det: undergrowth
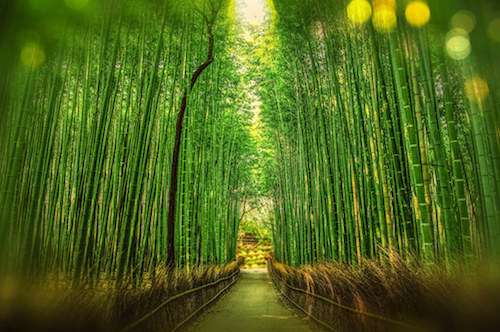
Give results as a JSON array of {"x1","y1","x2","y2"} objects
[
  {"x1": 270, "y1": 256, "x2": 500, "y2": 332},
  {"x1": 0, "y1": 261, "x2": 240, "y2": 332}
]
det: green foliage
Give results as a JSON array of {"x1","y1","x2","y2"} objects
[
  {"x1": 240, "y1": 220, "x2": 272, "y2": 243},
  {"x1": 1, "y1": 0, "x2": 499, "y2": 287},
  {"x1": 263, "y1": 0, "x2": 500, "y2": 266},
  {"x1": 0, "y1": 0, "x2": 253, "y2": 284}
]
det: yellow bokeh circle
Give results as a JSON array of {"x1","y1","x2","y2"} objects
[
  {"x1": 465, "y1": 77, "x2": 489, "y2": 104},
  {"x1": 445, "y1": 30, "x2": 471, "y2": 60},
  {"x1": 347, "y1": 0, "x2": 372, "y2": 26},
  {"x1": 488, "y1": 18, "x2": 500, "y2": 43},
  {"x1": 451, "y1": 10, "x2": 476, "y2": 34},
  {"x1": 373, "y1": 0, "x2": 396, "y2": 9},
  {"x1": 65, "y1": 0, "x2": 89, "y2": 10},
  {"x1": 373, "y1": 5, "x2": 397, "y2": 32},
  {"x1": 405, "y1": 1, "x2": 431, "y2": 28},
  {"x1": 20, "y1": 42, "x2": 46, "y2": 69}
]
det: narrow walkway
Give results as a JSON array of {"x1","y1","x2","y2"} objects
[{"x1": 186, "y1": 269, "x2": 313, "y2": 332}]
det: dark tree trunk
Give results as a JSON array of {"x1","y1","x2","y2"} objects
[{"x1": 166, "y1": 22, "x2": 215, "y2": 268}]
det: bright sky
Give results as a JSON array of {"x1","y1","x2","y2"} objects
[
  {"x1": 233, "y1": 0, "x2": 270, "y2": 135},
  {"x1": 236, "y1": 0, "x2": 267, "y2": 26}
]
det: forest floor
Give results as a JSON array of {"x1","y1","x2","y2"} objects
[{"x1": 185, "y1": 269, "x2": 314, "y2": 332}]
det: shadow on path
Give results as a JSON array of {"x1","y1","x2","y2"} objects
[{"x1": 185, "y1": 269, "x2": 313, "y2": 332}]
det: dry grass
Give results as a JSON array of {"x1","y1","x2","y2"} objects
[
  {"x1": 269, "y1": 255, "x2": 500, "y2": 332},
  {"x1": 0, "y1": 261, "x2": 240, "y2": 332}
]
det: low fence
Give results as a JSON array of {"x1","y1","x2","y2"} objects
[
  {"x1": 121, "y1": 268, "x2": 240, "y2": 332},
  {"x1": 268, "y1": 260, "x2": 417, "y2": 332}
]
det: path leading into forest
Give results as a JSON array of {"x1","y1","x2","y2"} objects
[{"x1": 186, "y1": 269, "x2": 314, "y2": 332}]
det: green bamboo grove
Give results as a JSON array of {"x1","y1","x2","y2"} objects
[
  {"x1": 0, "y1": 0, "x2": 253, "y2": 284},
  {"x1": 263, "y1": 0, "x2": 500, "y2": 266},
  {"x1": 0, "y1": 0, "x2": 499, "y2": 288}
]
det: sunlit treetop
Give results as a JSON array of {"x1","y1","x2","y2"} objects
[
  {"x1": 347, "y1": 0, "x2": 372, "y2": 26},
  {"x1": 237, "y1": 0, "x2": 267, "y2": 25},
  {"x1": 405, "y1": 1, "x2": 430, "y2": 28},
  {"x1": 465, "y1": 76, "x2": 490, "y2": 104}
]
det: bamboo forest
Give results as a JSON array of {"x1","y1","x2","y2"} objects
[{"x1": 0, "y1": 0, "x2": 500, "y2": 331}]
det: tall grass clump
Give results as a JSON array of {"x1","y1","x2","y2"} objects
[
  {"x1": 0, "y1": 261, "x2": 240, "y2": 332},
  {"x1": 270, "y1": 256, "x2": 500, "y2": 331}
]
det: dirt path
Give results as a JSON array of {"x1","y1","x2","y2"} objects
[{"x1": 185, "y1": 269, "x2": 313, "y2": 332}]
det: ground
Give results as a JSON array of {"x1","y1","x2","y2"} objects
[{"x1": 185, "y1": 269, "x2": 314, "y2": 332}]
